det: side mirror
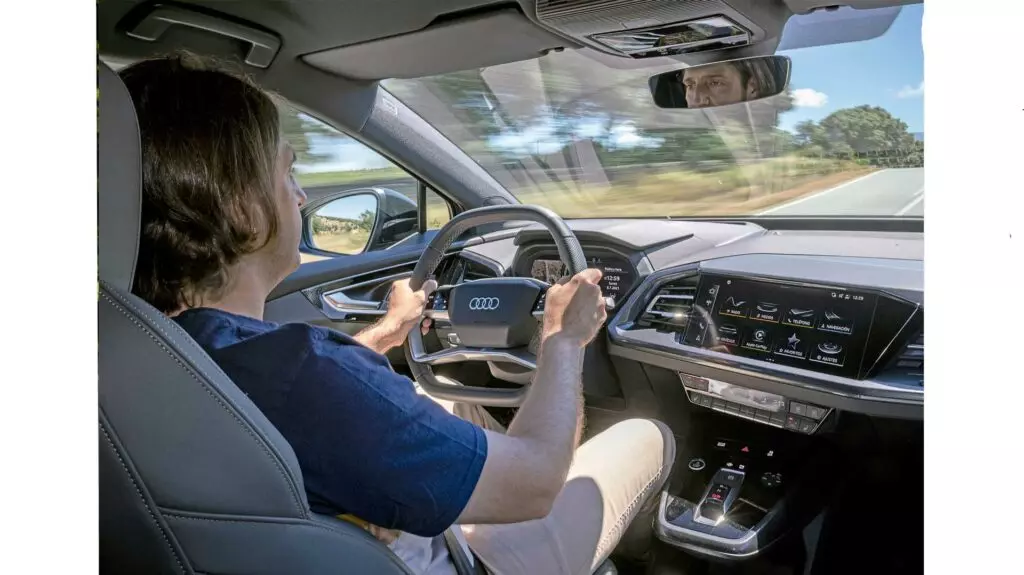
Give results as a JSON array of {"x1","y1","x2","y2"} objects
[
  {"x1": 307, "y1": 192, "x2": 380, "y2": 255},
  {"x1": 649, "y1": 55, "x2": 791, "y2": 110}
]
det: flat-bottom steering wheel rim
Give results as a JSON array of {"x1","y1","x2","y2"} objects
[{"x1": 404, "y1": 205, "x2": 586, "y2": 407}]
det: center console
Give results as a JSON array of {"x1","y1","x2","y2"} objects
[{"x1": 655, "y1": 423, "x2": 836, "y2": 560}]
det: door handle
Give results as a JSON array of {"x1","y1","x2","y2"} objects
[
  {"x1": 126, "y1": 5, "x2": 281, "y2": 68},
  {"x1": 323, "y1": 290, "x2": 383, "y2": 313}
]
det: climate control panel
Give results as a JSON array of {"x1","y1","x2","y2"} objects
[{"x1": 679, "y1": 372, "x2": 832, "y2": 434}]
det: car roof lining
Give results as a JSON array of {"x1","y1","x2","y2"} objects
[{"x1": 98, "y1": 0, "x2": 919, "y2": 84}]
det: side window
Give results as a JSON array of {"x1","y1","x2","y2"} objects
[{"x1": 279, "y1": 104, "x2": 452, "y2": 259}]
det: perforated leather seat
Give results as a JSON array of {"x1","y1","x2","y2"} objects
[{"x1": 97, "y1": 59, "x2": 413, "y2": 575}]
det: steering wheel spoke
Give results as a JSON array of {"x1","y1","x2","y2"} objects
[{"x1": 409, "y1": 329, "x2": 537, "y2": 370}]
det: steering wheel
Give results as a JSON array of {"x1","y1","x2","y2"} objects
[{"x1": 404, "y1": 205, "x2": 586, "y2": 407}]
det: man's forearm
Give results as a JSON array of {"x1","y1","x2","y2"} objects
[
  {"x1": 505, "y1": 334, "x2": 586, "y2": 487},
  {"x1": 353, "y1": 316, "x2": 404, "y2": 355}
]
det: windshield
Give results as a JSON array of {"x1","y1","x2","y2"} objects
[{"x1": 383, "y1": 4, "x2": 923, "y2": 218}]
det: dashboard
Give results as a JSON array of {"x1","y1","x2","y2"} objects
[
  {"x1": 454, "y1": 218, "x2": 924, "y2": 428},
  {"x1": 526, "y1": 254, "x2": 637, "y2": 306}
]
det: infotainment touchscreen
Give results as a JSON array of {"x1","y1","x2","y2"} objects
[{"x1": 681, "y1": 274, "x2": 878, "y2": 379}]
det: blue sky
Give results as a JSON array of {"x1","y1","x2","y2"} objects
[{"x1": 779, "y1": 3, "x2": 923, "y2": 133}]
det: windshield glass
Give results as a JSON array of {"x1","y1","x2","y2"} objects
[{"x1": 383, "y1": 4, "x2": 923, "y2": 218}]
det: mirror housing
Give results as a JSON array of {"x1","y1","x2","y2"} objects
[
  {"x1": 649, "y1": 55, "x2": 790, "y2": 110},
  {"x1": 303, "y1": 187, "x2": 418, "y2": 256}
]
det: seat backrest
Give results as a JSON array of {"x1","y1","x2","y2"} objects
[{"x1": 97, "y1": 59, "x2": 413, "y2": 575}]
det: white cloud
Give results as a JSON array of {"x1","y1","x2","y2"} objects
[
  {"x1": 897, "y1": 81, "x2": 924, "y2": 98},
  {"x1": 791, "y1": 88, "x2": 829, "y2": 108}
]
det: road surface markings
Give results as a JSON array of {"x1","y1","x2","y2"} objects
[
  {"x1": 757, "y1": 169, "x2": 889, "y2": 215},
  {"x1": 895, "y1": 187, "x2": 925, "y2": 216}
]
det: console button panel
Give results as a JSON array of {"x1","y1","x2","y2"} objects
[{"x1": 681, "y1": 372, "x2": 832, "y2": 434}]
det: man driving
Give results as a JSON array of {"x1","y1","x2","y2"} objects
[{"x1": 119, "y1": 53, "x2": 675, "y2": 575}]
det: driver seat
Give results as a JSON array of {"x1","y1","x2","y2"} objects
[{"x1": 97, "y1": 59, "x2": 413, "y2": 574}]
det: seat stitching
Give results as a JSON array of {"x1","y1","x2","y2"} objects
[
  {"x1": 100, "y1": 290, "x2": 306, "y2": 514},
  {"x1": 101, "y1": 422, "x2": 187, "y2": 575}
]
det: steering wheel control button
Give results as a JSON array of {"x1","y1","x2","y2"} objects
[
  {"x1": 761, "y1": 472, "x2": 783, "y2": 489},
  {"x1": 688, "y1": 458, "x2": 706, "y2": 472}
]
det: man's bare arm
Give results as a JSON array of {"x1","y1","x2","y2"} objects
[{"x1": 457, "y1": 269, "x2": 606, "y2": 524}]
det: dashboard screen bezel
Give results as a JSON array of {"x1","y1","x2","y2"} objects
[
  {"x1": 683, "y1": 273, "x2": 880, "y2": 379},
  {"x1": 512, "y1": 243, "x2": 645, "y2": 309}
]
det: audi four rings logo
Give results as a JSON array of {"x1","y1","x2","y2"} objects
[{"x1": 469, "y1": 297, "x2": 500, "y2": 311}]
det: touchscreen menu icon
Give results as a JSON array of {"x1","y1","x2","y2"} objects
[
  {"x1": 741, "y1": 326, "x2": 772, "y2": 353},
  {"x1": 809, "y1": 339, "x2": 847, "y2": 367},
  {"x1": 773, "y1": 332, "x2": 808, "y2": 359},
  {"x1": 783, "y1": 307, "x2": 816, "y2": 328},
  {"x1": 751, "y1": 302, "x2": 781, "y2": 323},
  {"x1": 720, "y1": 296, "x2": 748, "y2": 318},
  {"x1": 817, "y1": 308, "x2": 855, "y2": 335},
  {"x1": 715, "y1": 324, "x2": 740, "y2": 346}
]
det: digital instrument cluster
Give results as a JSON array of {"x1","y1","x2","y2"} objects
[
  {"x1": 530, "y1": 255, "x2": 637, "y2": 306},
  {"x1": 681, "y1": 274, "x2": 877, "y2": 379}
]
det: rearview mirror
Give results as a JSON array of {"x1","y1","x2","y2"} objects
[{"x1": 649, "y1": 55, "x2": 791, "y2": 110}]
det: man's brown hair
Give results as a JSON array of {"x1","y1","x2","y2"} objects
[{"x1": 119, "y1": 54, "x2": 281, "y2": 313}]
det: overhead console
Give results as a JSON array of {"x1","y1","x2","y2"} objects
[{"x1": 533, "y1": 0, "x2": 788, "y2": 60}]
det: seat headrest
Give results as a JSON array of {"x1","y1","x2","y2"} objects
[{"x1": 97, "y1": 59, "x2": 142, "y2": 292}]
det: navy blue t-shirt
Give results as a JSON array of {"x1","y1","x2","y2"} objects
[{"x1": 174, "y1": 308, "x2": 488, "y2": 537}]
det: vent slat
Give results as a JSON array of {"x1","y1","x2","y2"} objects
[
  {"x1": 637, "y1": 275, "x2": 700, "y2": 332},
  {"x1": 887, "y1": 331, "x2": 924, "y2": 386}
]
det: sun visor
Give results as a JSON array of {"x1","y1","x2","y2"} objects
[{"x1": 302, "y1": 9, "x2": 573, "y2": 81}]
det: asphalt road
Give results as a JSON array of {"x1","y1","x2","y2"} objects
[{"x1": 759, "y1": 168, "x2": 924, "y2": 216}]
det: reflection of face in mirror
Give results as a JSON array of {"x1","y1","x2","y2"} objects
[
  {"x1": 680, "y1": 60, "x2": 778, "y2": 108},
  {"x1": 310, "y1": 193, "x2": 378, "y2": 255},
  {"x1": 682, "y1": 63, "x2": 752, "y2": 108},
  {"x1": 650, "y1": 56, "x2": 789, "y2": 110}
]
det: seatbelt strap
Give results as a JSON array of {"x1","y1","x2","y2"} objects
[{"x1": 442, "y1": 527, "x2": 487, "y2": 575}]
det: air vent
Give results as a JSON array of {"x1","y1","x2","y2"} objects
[
  {"x1": 889, "y1": 332, "x2": 924, "y2": 385},
  {"x1": 461, "y1": 260, "x2": 495, "y2": 282},
  {"x1": 637, "y1": 275, "x2": 699, "y2": 332}
]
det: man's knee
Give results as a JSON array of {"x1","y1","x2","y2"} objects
[{"x1": 590, "y1": 418, "x2": 676, "y2": 485}]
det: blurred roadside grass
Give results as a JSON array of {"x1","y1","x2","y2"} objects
[
  {"x1": 297, "y1": 156, "x2": 871, "y2": 218},
  {"x1": 298, "y1": 156, "x2": 873, "y2": 262},
  {"x1": 512, "y1": 156, "x2": 873, "y2": 218}
]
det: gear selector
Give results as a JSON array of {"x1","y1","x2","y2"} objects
[{"x1": 695, "y1": 468, "x2": 745, "y2": 525}]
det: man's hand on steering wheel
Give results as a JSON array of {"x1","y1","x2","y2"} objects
[
  {"x1": 541, "y1": 268, "x2": 607, "y2": 348},
  {"x1": 354, "y1": 278, "x2": 437, "y2": 354}
]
